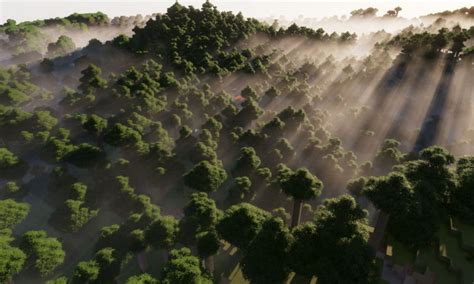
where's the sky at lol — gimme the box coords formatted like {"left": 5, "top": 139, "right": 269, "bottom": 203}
{"left": 0, "top": 0, "right": 472, "bottom": 23}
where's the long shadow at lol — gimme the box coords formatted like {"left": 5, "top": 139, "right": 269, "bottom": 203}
{"left": 445, "top": 60, "right": 473, "bottom": 150}
{"left": 383, "top": 58, "right": 441, "bottom": 149}
{"left": 413, "top": 57, "right": 457, "bottom": 152}
{"left": 350, "top": 55, "right": 412, "bottom": 152}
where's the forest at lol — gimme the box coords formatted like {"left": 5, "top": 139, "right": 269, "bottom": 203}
{"left": 0, "top": 1, "right": 473, "bottom": 283}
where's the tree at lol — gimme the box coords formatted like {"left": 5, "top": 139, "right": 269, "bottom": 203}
{"left": 145, "top": 215, "right": 179, "bottom": 250}
{"left": 180, "top": 192, "right": 220, "bottom": 244}
{"left": 240, "top": 85, "right": 258, "bottom": 101}
{"left": 127, "top": 273, "right": 158, "bottom": 284}
{"left": 196, "top": 230, "right": 220, "bottom": 273}
{"left": 452, "top": 156, "right": 474, "bottom": 223}
{"left": 78, "top": 64, "right": 107, "bottom": 93}
{"left": 104, "top": 123, "right": 142, "bottom": 147}
{"left": 0, "top": 199, "right": 30, "bottom": 230}
{"left": 289, "top": 195, "right": 375, "bottom": 283}
{"left": 363, "top": 172, "right": 439, "bottom": 248}
{"left": 232, "top": 147, "right": 261, "bottom": 177}
{"left": 73, "top": 260, "right": 99, "bottom": 283}
{"left": 183, "top": 160, "right": 227, "bottom": 193}
{"left": 83, "top": 114, "right": 108, "bottom": 137}
{"left": 47, "top": 35, "right": 75, "bottom": 57}
{"left": 94, "top": 247, "right": 121, "bottom": 282}
{"left": 241, "top": 217, "right": 292, "bottom": 283}
{"left": 278, "top": 167, "right": 323, "bottom": 227}
{"left": 161, "top": 248, "right": 212, "bottom": 284}
{"left": 20, "top": 230, "right": 65, "bottom": 276}
{"left": 373, "top": 139, "right": 403, "bottom": 173}
{"left": 394, "top": 6, "right": 402, "bottom": 16}
{"left": 0, "top": 148, "right": 19, "bottom": 169}
{"left": 216, "top": 203, "right": 270, "bottom": 250}
{"left": 0, "top": 229, "right": 26, "bottom": 283}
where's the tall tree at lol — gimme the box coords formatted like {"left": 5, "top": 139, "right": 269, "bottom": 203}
{"left": 241, "top": 217, "right": 292, "bottom": 283}
{"left": 180, "top": 192, "right": 221, "bottom": 244}
{"left": 289, "top": 195, "right": 375, "bottom": 283}
{"left": 278, "top": 166, "right": 323, "bottom": 227}
{"left": 216, "top": 203, "right": 270, "bottom": 250}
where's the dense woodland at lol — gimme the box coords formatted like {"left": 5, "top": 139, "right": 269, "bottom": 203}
{"left": 0, "top": 2, "right": 474, "bottom": 284}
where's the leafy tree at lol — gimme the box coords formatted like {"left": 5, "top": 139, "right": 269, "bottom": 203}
{"left": 94, "top": 247, "right": 121, "bottom": 282}
{"left": 46, "top": 276, "right": 68, "bottom": 284}
{"left": 241, "top": 217, "right": 292, "bottom": 283}
{"left": 83, "top": 114, "right": 108, "bottom": 137}
{"left": 240, "top": 85, "right": 258, "bottom": 101}
{"left": 47, "top": 35, "right": 75, "bottom": 57}
{"left": 180, "top": 192, "right": 220, "bottom": 243}
{"left": 217, "top": 203, "right": 270, "bottom": 250}
{"left": 145, "top": 215, "right": 179, "bottom": 250}
{"left": 104, "top": 123, "right": 142, "bottom": 147}
{"left": 228, "top": 176, "right": 252, "bottom": 202}
{"left": 126, "top": 273, "right": 158, "bottom": 284}
{"left": 233, "top": 147, "right": 261, "bottom": 177}
{"left": 20, "top": 230, "right": 65, "bottom": 276}
{"left": 289, "top": 195, "right": 375, "bottom": 283}
{"left": 161, "top": 248, "right": 212, "bottom": 284}
{"left": 0, "top": 199, "right": 30, "bottom": 230}
{"left": 373, "top": 139, "right": 403, "bottom": 173}
{"left": 363, "top": 171, "right": 438, "bottom": 248}
{"left": 278, "top": 166, "right": 323, "bottom": 227}
{"left": 183, "top": 160, "right": 227, "bottom": 193}
{"left": 196, "top": 229, "right": 220, "bottom": 273}
{"left": 0, "top": 147, "right": 19, "bottom": 169}
{"left": 0, "top": 229, "right": 26, "bottom": 283}
{"left": 73, "top": 260, "right": 99, "bottom": 283}
{"left": 78, "top": 64, "right": 107, "bottom": 93}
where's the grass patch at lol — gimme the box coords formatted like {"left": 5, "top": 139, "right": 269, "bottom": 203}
{"left": 386, "top": 236, "right": 416, "bottom": 266}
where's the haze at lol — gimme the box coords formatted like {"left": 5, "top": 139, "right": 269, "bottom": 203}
{"left": 1, "top": 0, "right": 472, "bottom": 23}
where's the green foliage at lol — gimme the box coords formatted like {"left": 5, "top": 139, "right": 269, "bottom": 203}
{"left": 196, "top": 230, "right": 220, "bottom": 259}
{"left": 79, "top": 64, "right": 107, "bottom": 93}
{"left": 161, "top": 248, "right": 212, "bottom": 284}
{"left": 104, "top": 123, "right": 142, "bottom": 147}
{"left": 217, "top": 203, "right": 270, "bottom": 250}
{"left": 0, "top": 229, "right": 26, "bottom": 282}
{"left": 233, "top": 147, "right": 261, "bottom": 176}
{"left": 47, "top": 35, "right": 76, "bottom": 57}
{"left": 278, "top": 166, "right": 323, "bottom": 201}
{"left": 21, "top": 230, "right": 65, "bottom": 276}
{"left": 241, "top": 218, "right": 292, "bottom": 283}
{"left": 0, "top": 148, "right": 19, "bottom": 169}
{"left": 183, "top": 160, "right": 227, "bottom": 192}
{"left": 290, "top": 195, "right": 375, "bottom": 283}
{"left": 127, "top": 273, "right": 158, "bottom": 284}
{"left": 131, "top": 1, "right": 266, "bottom": 75}
{"left": 83, "top": 114, "right": 108, "bottom": 135}
{"left": 0, "top": 199, "right": 30, "bottom": 230}
{"left": 73, "top": 260, "right": 99, "bottom": 283}
{"left": 363, "top": 171, "right": 440, "bottom": 248}
{"left": 181, "top": 192, "right": 220, "bottom": 242}
{"left": 45, "top": 276, "right": 68, "bottom": 284}
{"left": 145, "top": 215, "right": 178, "bottom": 249}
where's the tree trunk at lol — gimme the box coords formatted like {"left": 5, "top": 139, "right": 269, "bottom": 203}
{"left": 291, "top": 199, "right": 302, "bottom": 228}
{"left": 204, "top": 255, "right": 215, "bottom": 274}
